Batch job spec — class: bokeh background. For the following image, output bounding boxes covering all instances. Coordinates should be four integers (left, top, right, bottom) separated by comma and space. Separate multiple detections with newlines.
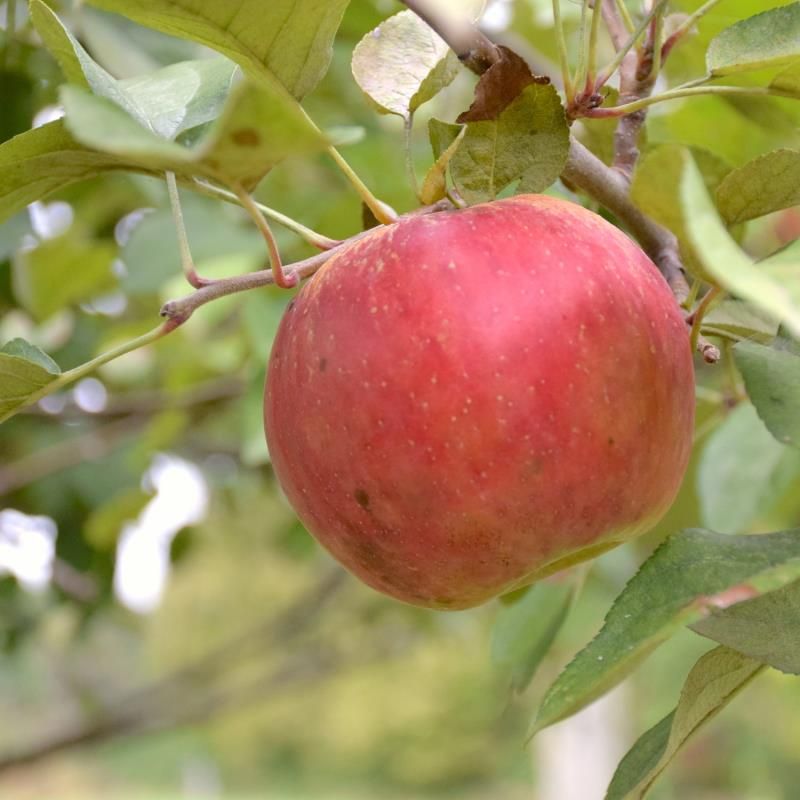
1, 0, 799, 798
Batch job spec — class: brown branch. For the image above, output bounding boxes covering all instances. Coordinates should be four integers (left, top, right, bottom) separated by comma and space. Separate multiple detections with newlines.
398, 0, 720, 364
600, 0, 629, 50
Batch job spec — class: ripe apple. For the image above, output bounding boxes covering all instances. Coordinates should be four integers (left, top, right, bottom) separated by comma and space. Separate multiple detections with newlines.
264, 195, 695, 609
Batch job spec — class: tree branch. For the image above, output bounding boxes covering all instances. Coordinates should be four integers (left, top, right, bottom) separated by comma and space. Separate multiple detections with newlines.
398, 0, 720, 364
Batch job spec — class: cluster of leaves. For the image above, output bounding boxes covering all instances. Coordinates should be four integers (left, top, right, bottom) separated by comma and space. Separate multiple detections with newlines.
1, 0, 800, 796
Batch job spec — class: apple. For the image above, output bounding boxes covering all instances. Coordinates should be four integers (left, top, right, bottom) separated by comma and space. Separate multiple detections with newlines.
264, 195, 695, 609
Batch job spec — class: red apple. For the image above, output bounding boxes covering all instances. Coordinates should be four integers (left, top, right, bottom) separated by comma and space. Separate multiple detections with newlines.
264, 195, 694, 609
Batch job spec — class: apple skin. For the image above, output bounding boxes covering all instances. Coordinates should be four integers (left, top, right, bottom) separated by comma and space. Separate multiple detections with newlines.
264, 195, 695, 609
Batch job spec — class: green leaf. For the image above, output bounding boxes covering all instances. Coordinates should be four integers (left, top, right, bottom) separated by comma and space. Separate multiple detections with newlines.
771, 62, 800, 96
0, 121, 136, 226
0, 339, 61, 422
697, 403, 798, 534
680, 152, 800, 337
351, 10, 459, 118
420, 120, 465, 205
734, 340, 800, 448
605, 646, 764, 800
706, 3, 800, 77
12, 231, 118, 321
491, 576, 579, 693
531, 527, 800, 735
716, 149, 800, 225
450, 83, 569, 204
0, 338, 61, 374
700, 299, 779, 343
631, 145, 731, 280
692, 580, 800, 674
61, 86, 192, 166
86, 0, 351, 99
61, 80, 327, 187
31, 1, 239, 140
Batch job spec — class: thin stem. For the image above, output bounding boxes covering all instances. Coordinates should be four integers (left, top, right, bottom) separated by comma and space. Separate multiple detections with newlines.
613, 0, 635, 33
191, 179, 339, 251
0, 325, 171, 423
595, 0, 667, 88
165, 171, 207, 289
684, 276, 702, 309
404, 113, 420, 199
689, 286, 722, 354
586, 0, 604, 86
588, 83, 799, 117
231, 182, 296, 289
159, 229, 375, 327
574, 0, 592, 95
647, 1, 666, 78
326, 145, 398, 224
552, 0, 575, 100
662, 0, 725, 60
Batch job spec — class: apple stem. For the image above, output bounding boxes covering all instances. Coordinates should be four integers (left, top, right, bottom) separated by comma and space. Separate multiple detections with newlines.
230, 182, 297, 289
165, 171, 215, 289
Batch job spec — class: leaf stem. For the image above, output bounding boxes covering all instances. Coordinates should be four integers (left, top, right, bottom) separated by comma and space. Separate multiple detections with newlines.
662, 0, 725, 60
552, 0, 574, 101
326, 145, 398, 224
231, 182, 296, 289
689, 286, 722, 354
595, 0, 667, 88
3, 324, 171, 422
647, 2, 666, 79
190, 179, 339, 251
585, 0, 604, 86
613, 0, 635, 33
588, 83, 800, 117
404, 112, 420, 199
165, 171, 209, 289
574, 0, 592, 95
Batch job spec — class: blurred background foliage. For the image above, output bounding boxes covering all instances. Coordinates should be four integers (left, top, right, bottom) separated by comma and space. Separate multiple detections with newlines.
0, 0, 799, 798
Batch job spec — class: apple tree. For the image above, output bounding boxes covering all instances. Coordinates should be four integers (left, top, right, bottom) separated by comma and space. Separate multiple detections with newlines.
1, 0, 800, 796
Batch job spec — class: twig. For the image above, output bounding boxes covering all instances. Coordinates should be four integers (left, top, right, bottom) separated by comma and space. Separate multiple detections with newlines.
159, 229, 374, 327
398, 0, 721, 363
601, 0, 629, 51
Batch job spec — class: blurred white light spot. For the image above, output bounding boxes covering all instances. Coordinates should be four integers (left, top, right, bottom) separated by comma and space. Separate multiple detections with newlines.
38, 393, 68, 415
81, 290, 128, 317
28, 201, 73, 240
33, 105, 65, 128
114, 209, 153, 247
0, 510, 57, 592
482, 0, 512, 31
114, 454, 209, 614
74, 378, 108, 413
